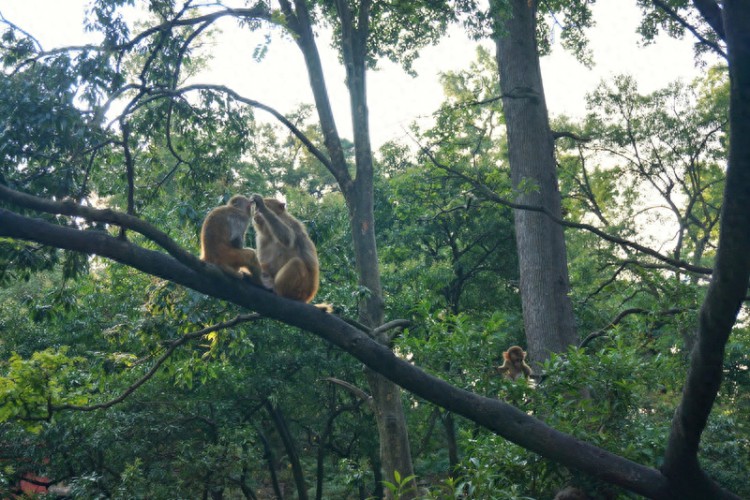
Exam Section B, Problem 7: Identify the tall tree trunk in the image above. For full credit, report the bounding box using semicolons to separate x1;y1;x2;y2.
280;1;416;496
339;6;417;494
492;0;578;361
662;2;750;498
257;429;284;499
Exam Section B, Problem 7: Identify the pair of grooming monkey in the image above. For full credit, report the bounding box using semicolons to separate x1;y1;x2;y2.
200;194;532;379
200;194;320;305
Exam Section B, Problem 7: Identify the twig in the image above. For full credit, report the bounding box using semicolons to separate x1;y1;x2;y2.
53;314;261;412
579;308;683;348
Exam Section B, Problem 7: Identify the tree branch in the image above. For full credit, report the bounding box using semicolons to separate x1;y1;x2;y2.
690;0;725;40
157;84;336;174
579;308;684;348
419;146;713;275
279;0;353;191
551;130;591;142
0;202;674;497
54;314;261;412
320;377;374;408
9;6;273;71
662;4;750;497
0;184;205;274
651;0;727;58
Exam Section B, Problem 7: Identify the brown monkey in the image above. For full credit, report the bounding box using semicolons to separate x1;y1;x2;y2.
251;194;321;304
497;345;533;380
200;195;262;281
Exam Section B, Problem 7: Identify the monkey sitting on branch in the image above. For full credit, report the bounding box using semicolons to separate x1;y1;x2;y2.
200;195;263;282
251;194;330;311
497;345;533;381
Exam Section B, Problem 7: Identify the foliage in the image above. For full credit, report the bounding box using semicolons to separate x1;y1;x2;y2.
0;1;748;499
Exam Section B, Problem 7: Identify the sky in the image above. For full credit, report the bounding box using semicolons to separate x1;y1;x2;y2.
0;0;706;148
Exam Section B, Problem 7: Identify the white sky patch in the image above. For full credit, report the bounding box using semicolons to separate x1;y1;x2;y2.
0;0;706;148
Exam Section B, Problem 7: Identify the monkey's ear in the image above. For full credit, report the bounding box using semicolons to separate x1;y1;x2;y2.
502;351;510;361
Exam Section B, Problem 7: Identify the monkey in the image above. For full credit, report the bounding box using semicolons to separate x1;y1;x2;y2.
497;345;533;380
250;194;325;306
200;195;263;282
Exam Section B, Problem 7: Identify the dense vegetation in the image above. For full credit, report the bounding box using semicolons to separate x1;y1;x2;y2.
0;1;748;499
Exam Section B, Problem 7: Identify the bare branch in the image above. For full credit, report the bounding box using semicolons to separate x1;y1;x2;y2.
54;314;261;412
372;319;411;339
418;146;713;275
320;377;374;408
579;308;684;348
156;84;335;173
8;6;273;72
551;130;591;142
651;0;727;58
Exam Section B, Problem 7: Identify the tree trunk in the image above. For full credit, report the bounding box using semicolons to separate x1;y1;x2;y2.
280;1;416;495
265;401;309;500
661;2;750;498
442;411;459;471
492;0;578;361
345;40;417;500
257;429;284;499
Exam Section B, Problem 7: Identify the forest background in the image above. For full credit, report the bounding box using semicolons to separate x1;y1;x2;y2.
0;1;748;499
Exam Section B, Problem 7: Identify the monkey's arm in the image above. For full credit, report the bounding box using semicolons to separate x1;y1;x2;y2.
252;195;295;247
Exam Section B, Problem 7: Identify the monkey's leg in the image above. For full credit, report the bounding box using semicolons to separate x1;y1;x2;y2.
209;246;262;283
273;257;317;303
232;248;264;285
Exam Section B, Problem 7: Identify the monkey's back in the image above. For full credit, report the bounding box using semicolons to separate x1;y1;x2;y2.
255;212;319;302
200;205;249;261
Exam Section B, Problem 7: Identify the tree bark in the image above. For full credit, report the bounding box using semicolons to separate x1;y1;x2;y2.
279;0;416;495
661;2;750;498
265;401;308;500
492;0;578;361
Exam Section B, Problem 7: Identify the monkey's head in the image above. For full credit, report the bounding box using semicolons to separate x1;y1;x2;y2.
504;346;526;366
263;198;286;215
228;195;253;215
251;196;288;230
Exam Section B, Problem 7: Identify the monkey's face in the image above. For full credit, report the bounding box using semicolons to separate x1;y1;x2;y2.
229;195;253;215
506;347;526;367
511;354;523;368
263;198;286;215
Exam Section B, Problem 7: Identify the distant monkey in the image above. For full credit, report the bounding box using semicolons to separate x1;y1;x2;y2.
251;194;323;306
497;345;533;380
200;195;262;281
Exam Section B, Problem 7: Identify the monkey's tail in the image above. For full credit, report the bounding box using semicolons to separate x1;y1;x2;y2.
313;303;334;313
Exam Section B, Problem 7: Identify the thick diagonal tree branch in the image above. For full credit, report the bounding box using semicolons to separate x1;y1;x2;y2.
0;184;203;274
0;199;678;498
690;0;725;40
